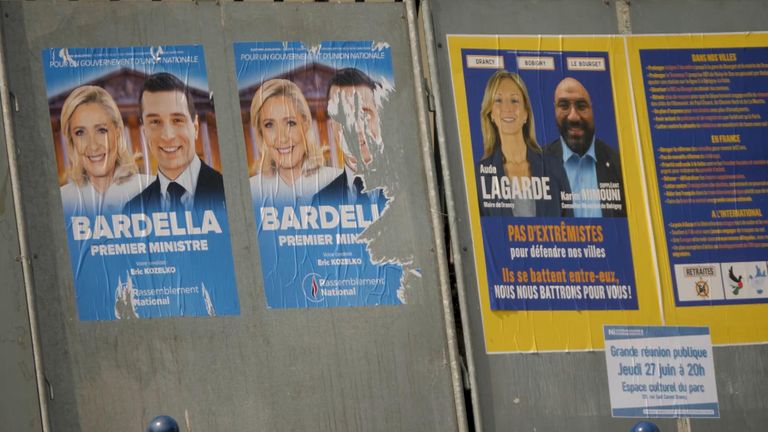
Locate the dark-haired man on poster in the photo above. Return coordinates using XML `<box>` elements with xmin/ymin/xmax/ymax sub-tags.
<box><xmin>544</xmin><ymin>77</ymin><xmax>625</xmax><ymax>217</ymax></box>
<box><xmin>126</xmin><ymin>72</ymin><xmax>224</xmax><ymax>213</ymax></box>
<box><xmin>314</xmin><ymin>68</ymin><xmax>384</xmax><ymax>207</ymax></box>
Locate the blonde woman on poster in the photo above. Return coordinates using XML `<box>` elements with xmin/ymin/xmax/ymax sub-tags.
<box><xmin>476</xmin><ymin>70</ymin><xmax>571</xmax><ymax>217</ymax></box>
<box><xmin>59</xmin><ymin>85</ymin><xmax>148</xmax><ymax>215</ymax></box>
<box><xmin>249</xmin><ymin>79</ymin><xmax>340</xmax><ymax>205</ymax></box>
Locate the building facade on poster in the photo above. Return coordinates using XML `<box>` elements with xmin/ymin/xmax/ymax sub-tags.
<box><xmin>42</xmin><ymin>45</ymin><xmax>240</xmax><ymax>320</ymax></box>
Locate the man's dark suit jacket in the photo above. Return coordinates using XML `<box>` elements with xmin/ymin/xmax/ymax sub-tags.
<box><xmin>544</xmin><ymin>138</ymin><xmax>626</xmax><ymax>217</ymax></box>
<box><xmin>314</xmin><ymin>170</ymin><xmax>384</xmax><ymax>209</ymax></box>
<box><xmin>125</xmin><ymin>160</ymin><xmax>225</xmax><ymax>214</ymax></box>
<box><xmin>315</xmin><ymin>170</ymin><xmax>353</xmax><ymax>206</ymax></box>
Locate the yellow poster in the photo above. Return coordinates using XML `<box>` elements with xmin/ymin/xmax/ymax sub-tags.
<box><xmin>627</xmin><ymin>33</ymin><xmax>768</xmax><ymax>346</ymax></box>
<box><xmin>447</xmin><ymin>35</ymin><xmax>661</xmax><ymax>353</ymax></box>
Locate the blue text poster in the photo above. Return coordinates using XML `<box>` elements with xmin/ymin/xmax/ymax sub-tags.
<box><xmin>638</xmin><ymin>47</ymin><xmax>768</xmax><ymax>307</ymax></box>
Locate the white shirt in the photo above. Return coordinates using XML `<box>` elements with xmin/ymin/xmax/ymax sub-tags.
<box><xmin>341</xmin><ymin>164</ymin><xmax>386</xmax><ymax>205</ymax></box>
<box><xmin>156</xmin><ymin>156</ymin><xmax>201</xmax><ymax>211</ymax></box>
<box><xmin>343</xmin><ymin>164</ymin><xmax>359</xmax><ymax>200</ymax></box>
<box><xmin>250</xmin><ymin>165</ymin><xmax>340</xmax><ymax>206</ymax></box>
<box><xmin>561</xmin><ymin>136</ymin><xmax>601</xmax><ymax>217</ymax></box>
<box><xmin>343</xmin><ymin>164</ymin><xmax>375</xmax><ymax>205</ymax></box>
<box><xmin>60</xmin><ymin>174</ymin><xmax>150</xmax><ymax>216</ymax></box>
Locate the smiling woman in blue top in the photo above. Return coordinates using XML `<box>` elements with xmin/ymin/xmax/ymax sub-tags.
<box><xmin>476</xmin><ymin>70</ymin><xmax>571</xmax><ymax>217</ymax></box>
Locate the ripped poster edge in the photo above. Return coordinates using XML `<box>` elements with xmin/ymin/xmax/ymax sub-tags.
<box><xmin>234</xmin><ymin>40</ymin><xmax>406</xmax><ymax>308</ymax></box>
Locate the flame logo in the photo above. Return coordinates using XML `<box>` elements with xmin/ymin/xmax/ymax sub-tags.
<box><xmin>311</xmin><ymin>275</ymin><xmax>319</xmax><ymax>298</ymax></box>
<box><xmin>302</xmin><ymin>273</ymin><xmax>324</xmax><ymax>302</ymax></box>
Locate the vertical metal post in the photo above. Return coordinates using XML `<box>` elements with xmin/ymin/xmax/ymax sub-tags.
<box><xmin>419</xmin><ymin>0</ymin><xmax>482</xmax><ymax>430</ymax></box>
<box><xmin>0</xmin><ymin>21</ymin><xmax>52</xmax><ymax>432</ymax></box>
<box><xmin>617</xmin><ymin>2</ymin><xmax>687</xmax><ymax>431</ymax></box>
<box><xmin>404</xmin><ymin>0</ymin><xmax>468</xmax><ymax>430</ymax></box>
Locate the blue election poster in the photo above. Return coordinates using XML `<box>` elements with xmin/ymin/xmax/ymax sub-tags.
<box><xmin>234</xmin><ymin>41</ymin><xmax>404</xmax><ymax>308</ymax></box>
<box><xmin>604</xmin><ymin>325</ymin><xmax>719</xmax><ymax>418</ymax></box>
<box><xmin>43</xmin><ymin>45</ymin><xmax>240</xmax><ymax>320</ymax></box>
<box><xmin>637</xmin><ymin>47</ymin><xmax>768</xmax><ymax>307</ymax></box>
<box><xmin>458</xmin><ymin>48</ymin><xmax>637</xmax><ymax>311</ymax></box>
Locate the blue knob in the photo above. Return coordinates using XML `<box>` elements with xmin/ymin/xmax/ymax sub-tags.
<box><xmin>631</xmin><ymin>421</ymin><xmax>660</xmax><ymax>432</ymax></box>
<box><xmin>147</xmin><ymin>415</ymin><xmax>180</xmax><ymax>432</ymax></box>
